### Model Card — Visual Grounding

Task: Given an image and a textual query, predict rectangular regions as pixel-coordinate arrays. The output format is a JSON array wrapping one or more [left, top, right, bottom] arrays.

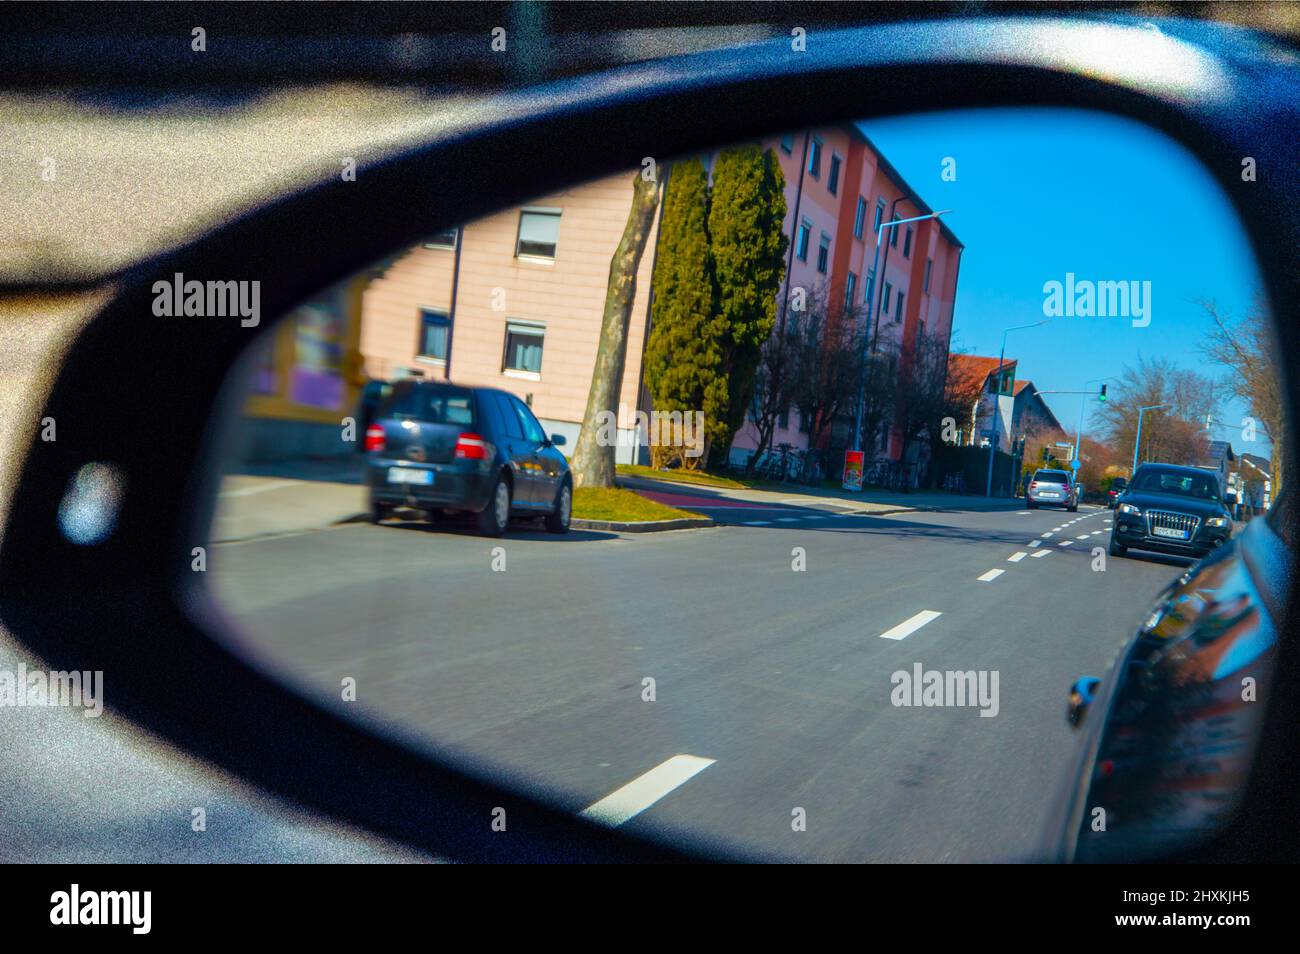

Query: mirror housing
[[549, 433, 567, 447], [1067, 677, 1102, 727]]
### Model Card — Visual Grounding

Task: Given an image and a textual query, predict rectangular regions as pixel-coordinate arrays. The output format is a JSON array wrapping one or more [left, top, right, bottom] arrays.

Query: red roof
[[948, 353, 1015, 383]]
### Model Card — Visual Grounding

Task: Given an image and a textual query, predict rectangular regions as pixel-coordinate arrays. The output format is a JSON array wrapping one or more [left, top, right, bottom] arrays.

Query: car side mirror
[[549, 433, 567, 447], [1067, 677, 1101, 727]]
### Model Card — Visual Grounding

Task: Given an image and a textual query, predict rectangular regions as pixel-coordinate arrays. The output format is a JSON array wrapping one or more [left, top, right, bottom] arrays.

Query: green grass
[[572, 486, 701, 523], [615, 463, 747, 489]]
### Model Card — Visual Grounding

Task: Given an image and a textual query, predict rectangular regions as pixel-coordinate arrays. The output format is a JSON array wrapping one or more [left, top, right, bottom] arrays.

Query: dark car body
[[1110, 463, 1233, 560], [1106, 476, 1129, 508], [1054, 491, 1289, 861], [364, 380, 571, 533], [1027, 468, 1078, 511]]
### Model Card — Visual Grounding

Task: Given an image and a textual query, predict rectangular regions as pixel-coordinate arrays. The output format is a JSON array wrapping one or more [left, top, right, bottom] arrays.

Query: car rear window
[[382, 384, 476, 427], [1035, 471, 1069, 484]]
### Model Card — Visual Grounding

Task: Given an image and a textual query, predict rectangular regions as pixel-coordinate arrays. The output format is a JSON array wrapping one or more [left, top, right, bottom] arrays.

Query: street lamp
[[984, 320, 1048, 497], [1133, 403, 1173, 474], [850, 208, 952, 462]]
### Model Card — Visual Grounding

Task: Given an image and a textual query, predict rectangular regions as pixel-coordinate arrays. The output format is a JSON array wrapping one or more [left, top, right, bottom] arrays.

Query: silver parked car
[[1027, 468, 1078, 511]]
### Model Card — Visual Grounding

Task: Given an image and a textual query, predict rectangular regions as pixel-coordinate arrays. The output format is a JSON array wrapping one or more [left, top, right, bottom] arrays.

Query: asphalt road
[[210, 497, 1195, 862]]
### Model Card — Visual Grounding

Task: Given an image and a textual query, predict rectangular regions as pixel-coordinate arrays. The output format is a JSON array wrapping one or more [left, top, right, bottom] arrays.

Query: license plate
[[387, 467, 433, 485], [1153, 526, 1188, 540], [1040, 492, 1059, 498]]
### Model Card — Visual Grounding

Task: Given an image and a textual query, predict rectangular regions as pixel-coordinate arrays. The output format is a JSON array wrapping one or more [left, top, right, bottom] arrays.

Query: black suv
[[1109, 463, 1233, 559], [364, 380, 572, 537]]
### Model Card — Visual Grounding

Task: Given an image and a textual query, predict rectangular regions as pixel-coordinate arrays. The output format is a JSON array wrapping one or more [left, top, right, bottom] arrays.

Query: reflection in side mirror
[[550, 433, 567, 447], [1067, 677, 1101, 727]]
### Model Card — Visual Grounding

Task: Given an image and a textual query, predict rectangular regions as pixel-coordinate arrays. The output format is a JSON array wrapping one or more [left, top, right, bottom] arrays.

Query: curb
[[571, 516, 715, 533]]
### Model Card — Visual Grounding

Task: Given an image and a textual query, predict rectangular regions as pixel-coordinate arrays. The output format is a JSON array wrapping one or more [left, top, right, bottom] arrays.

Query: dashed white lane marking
[[1059, 540, 1073, 547], [742, 520, 772, 526], [775, 517, 800, 523], [1091, 531, 1104, 536], [218, 480, 300, 498], [1029, 540, 1042, 548], [1008, 552, 1028, 563], [880, 610, 943, 641], [1042, 532, 1054, 538], [580, 755, 716, 827], [1017, 511, 1032, 515], [1052, 526, 1063, 531], [1077, 534, 1090, 539], [978, 568, 1005, 582], [1032, 550, 1052, 558]]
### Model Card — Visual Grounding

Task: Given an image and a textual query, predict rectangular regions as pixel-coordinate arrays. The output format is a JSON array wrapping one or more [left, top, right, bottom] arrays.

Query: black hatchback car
[[364, 380, 572, 537], [1109, 463, 1233, 559]]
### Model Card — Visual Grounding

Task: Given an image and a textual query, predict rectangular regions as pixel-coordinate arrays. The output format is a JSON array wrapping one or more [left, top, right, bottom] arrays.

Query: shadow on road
[[378, 514, 617, 543]]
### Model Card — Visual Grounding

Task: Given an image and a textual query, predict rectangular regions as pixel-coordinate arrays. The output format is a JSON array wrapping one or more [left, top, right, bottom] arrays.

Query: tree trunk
[[571, 172, 661, 488]]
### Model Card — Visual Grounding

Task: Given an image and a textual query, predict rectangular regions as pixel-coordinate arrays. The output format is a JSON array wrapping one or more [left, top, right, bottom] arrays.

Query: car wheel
[[476, 473, 511, 537], [369, 501, 390, 524], [545, 479, 572, 534], [1068, 503, 1078, 512], [1108, 535, 1126, 557], [1027, 500, 1037, 509]]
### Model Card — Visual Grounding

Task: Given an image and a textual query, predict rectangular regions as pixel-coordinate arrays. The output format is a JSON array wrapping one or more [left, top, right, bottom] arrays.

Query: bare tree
[[790, 300, 869, 458], [571, 171, 660, 488], [1094, 355, 1219, 470], [1199, 297, 1284, 490], [895, 331, 952, 481]]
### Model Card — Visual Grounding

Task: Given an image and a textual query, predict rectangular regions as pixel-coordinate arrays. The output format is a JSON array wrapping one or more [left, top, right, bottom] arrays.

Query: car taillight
[[364, 424, 385, 452], [455, 433, 488, 460]]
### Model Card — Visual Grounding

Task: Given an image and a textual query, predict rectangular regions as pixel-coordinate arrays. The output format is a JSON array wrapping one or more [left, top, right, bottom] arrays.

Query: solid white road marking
[[1008, 552, 1028, 562], [978, 568, 1005, 582], [580, 755, 716, 827], [1032, 550, 1052, 558], [879, 610, 943, 641]]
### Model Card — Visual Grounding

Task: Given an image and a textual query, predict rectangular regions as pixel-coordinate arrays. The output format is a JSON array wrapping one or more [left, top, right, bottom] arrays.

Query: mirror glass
[[205, 107, 1284, 861]]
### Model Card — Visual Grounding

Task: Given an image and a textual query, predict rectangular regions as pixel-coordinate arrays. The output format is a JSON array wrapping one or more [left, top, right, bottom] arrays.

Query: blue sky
[[859, 108, 1265, 450]]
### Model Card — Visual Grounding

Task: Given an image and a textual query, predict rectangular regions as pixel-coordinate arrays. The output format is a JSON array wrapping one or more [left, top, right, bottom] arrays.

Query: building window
[[796, 220, 812, 261], [854, 197, 866, 239], [873, 198, 886, 233], [903, 227, 913, 258], [845, 271, 857, 309], [816, 232, 831, 274], [515, 208, 561, 260], [828, 154, 842, 195], [882, 281, 893, 314], [424, 227, 459, 250], [503, 320, 545, 375], [808, 137, 823, 178], [780, 132, 795, 154], [924, 258, 933, 293], [417, 308, 451, 362], [889, 215, 901, 248], [896, 291, 905, 321]]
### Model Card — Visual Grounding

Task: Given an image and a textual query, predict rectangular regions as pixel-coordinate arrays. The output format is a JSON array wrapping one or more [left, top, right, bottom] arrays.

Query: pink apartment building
[[729, 125, 964, 467], [356, 124, 961, 469]]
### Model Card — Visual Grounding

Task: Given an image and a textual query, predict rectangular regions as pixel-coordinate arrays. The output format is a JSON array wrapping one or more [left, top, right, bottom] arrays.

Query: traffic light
[[1098, 384, 1107, 401]]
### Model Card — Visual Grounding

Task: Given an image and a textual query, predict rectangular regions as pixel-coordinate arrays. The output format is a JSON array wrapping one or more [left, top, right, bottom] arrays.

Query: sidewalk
[[617, 473, 1030, 515], [213, 468, 366, 543]]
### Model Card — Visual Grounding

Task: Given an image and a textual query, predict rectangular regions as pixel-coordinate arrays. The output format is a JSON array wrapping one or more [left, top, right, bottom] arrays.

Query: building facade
[[325, 125, 962, 471], [730, 125, 964, 466], [358, 171, 660, 461]]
